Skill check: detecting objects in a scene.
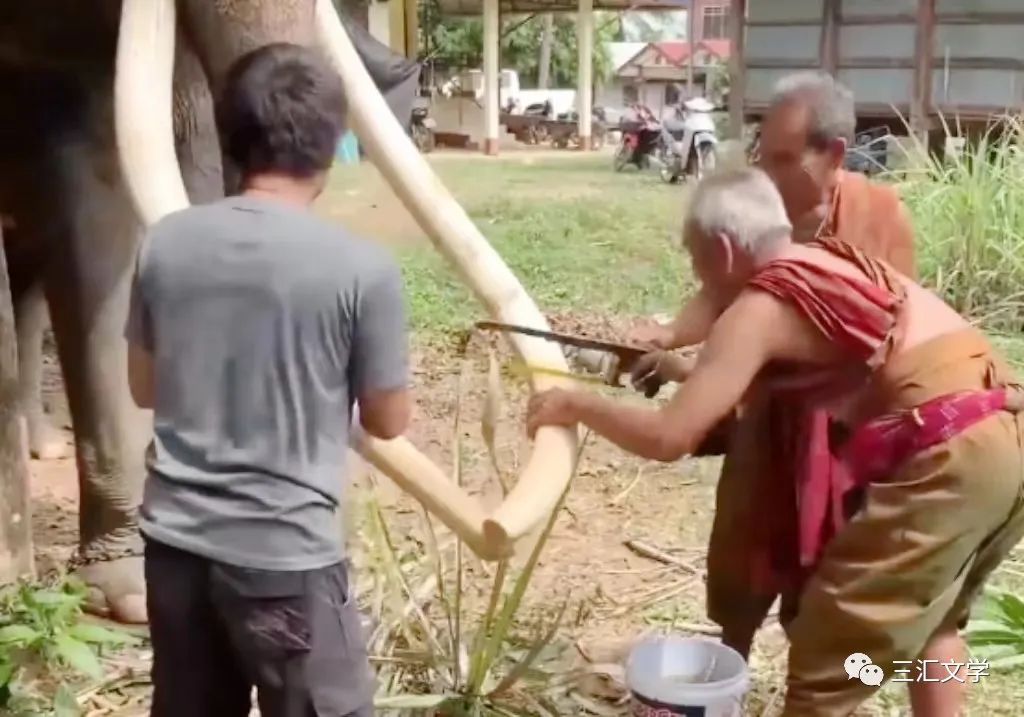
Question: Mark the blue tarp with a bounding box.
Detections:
[336,131,360,164]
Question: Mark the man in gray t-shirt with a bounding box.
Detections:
[125,44,410,717]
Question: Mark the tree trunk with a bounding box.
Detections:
[0,224,34,584]
[537,13,554,89]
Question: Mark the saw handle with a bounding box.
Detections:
[628,351,671,398]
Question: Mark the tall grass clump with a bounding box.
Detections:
[893,114,1024,330]
[357,350,593,716]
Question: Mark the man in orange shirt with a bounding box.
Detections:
[630,73,916,657]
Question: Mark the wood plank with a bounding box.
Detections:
[751,57,1024,72]
[746,19,823,28]
[840,59,917,69]
[728,0,749,138]
[935,12,1024,25]
[912,0,937,136]
[747,60,832,70]
[821,0,840,74]
[0,224,33,585]
[837,13,917,25]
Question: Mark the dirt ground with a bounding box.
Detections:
[29,315,864,716]
[23,151,1024,716]
[30,318,794,714]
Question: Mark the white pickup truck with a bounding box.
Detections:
[451,68,577,117]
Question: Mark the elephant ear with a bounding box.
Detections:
[336,10,420,132]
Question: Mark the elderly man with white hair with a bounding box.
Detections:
[528,167,1024,715]
[628,71,918,669]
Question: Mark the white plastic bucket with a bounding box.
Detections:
[626,636,749,717]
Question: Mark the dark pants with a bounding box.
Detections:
[145,538,375,717]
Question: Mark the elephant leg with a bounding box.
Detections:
[15,281,69,460]
[44,143,149,625]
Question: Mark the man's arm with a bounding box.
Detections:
[532,290,828,462]
[351,261,412,440]
[125,247,154,409]
[127,345,155,409]
[629,285,719,350]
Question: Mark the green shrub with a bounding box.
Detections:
[0,578,138,715]
[894,115,1024,330]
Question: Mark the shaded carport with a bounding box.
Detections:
[436,0,694,154]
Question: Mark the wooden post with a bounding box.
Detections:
[912,0,936,143]
[577,0,594,150]
[483,0,500,155]
[404,0,419,59]
[0,225,33,584]
[687,0,696,96]
[727,0,747,139]
[821,0,839,74]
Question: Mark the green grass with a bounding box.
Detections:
[894,115,1024,331]
[330,154,692,342]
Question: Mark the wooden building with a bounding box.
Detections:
[729,0,1024,141]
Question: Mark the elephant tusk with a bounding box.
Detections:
[314,0,579,557]
[114,0,191,225]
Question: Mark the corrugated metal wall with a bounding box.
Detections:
[742,0,1024,120]
[836,0,916,112]
[932,0,1024,112]
[743,0,824,105]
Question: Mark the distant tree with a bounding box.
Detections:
[422,9,615,87]
[706,57,730,104]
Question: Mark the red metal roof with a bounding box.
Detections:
[651,40,731,65]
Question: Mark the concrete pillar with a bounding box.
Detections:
[483,0,500,155]
[388,0,406,54]
[367,0,390,48]
[404,0,419,58]
[577,0,593,150]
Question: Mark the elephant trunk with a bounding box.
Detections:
[112,0,579,560]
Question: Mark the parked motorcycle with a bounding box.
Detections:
[657,97,718,184]
[844,126,890,175]
[614,104,662,171]
[411,106,436,153]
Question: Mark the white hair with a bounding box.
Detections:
[770,71,856,146]
[686,167,792,253]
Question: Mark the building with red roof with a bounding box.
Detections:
[598,1,732,116]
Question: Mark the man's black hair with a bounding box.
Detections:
[216,43,347,180]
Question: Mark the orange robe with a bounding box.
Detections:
[705,171,917,642]
[737,240,1024,716]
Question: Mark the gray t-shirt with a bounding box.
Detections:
[126,195,408,571]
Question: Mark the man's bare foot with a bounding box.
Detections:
[28,420,71,460]
[78,556,148,624]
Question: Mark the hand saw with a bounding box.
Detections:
[475,320,663,397]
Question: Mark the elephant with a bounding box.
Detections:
[0,0,579,624]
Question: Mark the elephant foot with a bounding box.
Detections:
[29,420,71,460]
[76,556,148,624]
